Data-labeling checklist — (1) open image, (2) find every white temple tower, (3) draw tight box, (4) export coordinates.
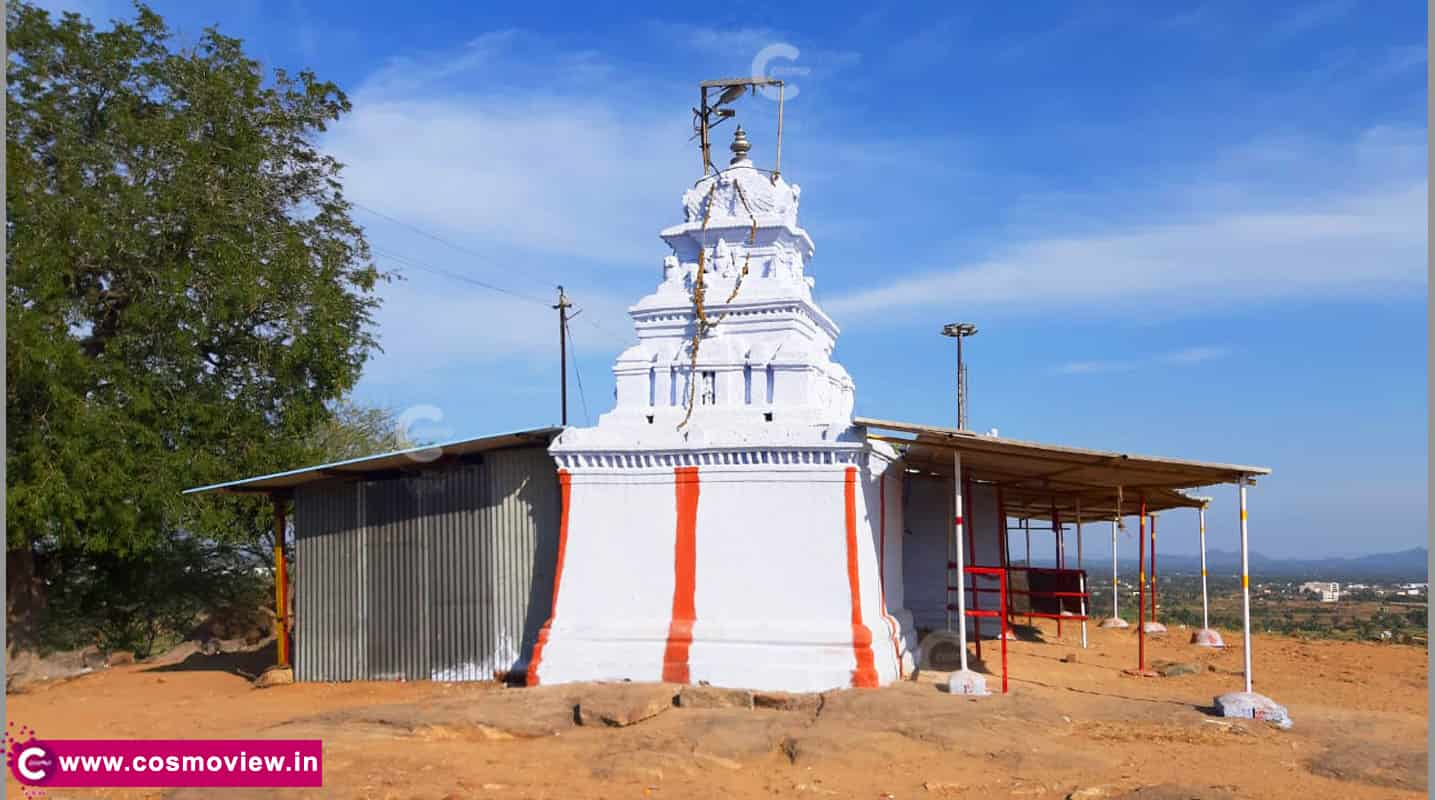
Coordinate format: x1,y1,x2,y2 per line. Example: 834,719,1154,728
528,128,914,692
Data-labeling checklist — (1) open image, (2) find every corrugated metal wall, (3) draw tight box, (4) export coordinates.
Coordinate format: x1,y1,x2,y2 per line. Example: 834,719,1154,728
293,445,560,682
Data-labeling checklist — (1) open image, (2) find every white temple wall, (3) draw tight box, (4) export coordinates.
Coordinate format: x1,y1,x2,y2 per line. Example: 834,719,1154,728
530,470,677,684
529,448,908,692
867,455,917,676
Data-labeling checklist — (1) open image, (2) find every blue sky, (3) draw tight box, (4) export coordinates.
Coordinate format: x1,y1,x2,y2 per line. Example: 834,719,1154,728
45,1,1427,558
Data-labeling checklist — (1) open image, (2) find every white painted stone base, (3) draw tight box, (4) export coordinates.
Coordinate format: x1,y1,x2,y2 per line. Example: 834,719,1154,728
1190,628,1225,647
1215,691,1292,729
1141,621,1169,636
947,668,990,696
1099,617,1130,628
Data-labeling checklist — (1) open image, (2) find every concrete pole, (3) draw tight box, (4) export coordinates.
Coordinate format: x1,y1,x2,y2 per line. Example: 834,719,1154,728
1137,499,1147,673
953,450,970,672
1239,478,1254,693
1199,504,1210,631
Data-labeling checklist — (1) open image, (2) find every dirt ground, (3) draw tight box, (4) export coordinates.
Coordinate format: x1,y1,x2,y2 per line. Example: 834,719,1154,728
7,621,1428,799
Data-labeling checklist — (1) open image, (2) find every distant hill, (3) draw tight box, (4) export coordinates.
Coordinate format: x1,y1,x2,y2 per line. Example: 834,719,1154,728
1099,547,1428,581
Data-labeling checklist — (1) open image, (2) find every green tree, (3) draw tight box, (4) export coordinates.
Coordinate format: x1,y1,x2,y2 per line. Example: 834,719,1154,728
6,2,383,647
309,399,414,463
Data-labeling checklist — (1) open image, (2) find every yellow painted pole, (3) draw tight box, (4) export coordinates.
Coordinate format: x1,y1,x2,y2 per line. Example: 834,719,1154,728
273,497,290,668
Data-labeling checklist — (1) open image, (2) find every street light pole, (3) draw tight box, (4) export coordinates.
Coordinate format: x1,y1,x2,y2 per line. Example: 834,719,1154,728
555,286,572,426
941,322,978,430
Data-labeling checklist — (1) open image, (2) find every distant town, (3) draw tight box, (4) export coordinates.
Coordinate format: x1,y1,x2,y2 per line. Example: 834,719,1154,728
1079,551,1428,646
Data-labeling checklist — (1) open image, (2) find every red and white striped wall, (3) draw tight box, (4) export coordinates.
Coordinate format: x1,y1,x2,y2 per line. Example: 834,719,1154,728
528,446,908,692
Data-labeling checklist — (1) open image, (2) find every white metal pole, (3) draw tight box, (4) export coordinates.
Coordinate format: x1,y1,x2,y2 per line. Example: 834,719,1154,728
1199,503,1210,631
1111,518,1119,620
953,450,969,672
1238,478,1253,693
1077,499,1087,648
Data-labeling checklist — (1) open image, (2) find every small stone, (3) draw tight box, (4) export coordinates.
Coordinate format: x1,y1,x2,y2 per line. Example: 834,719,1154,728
1151,660,1199,677
1066,787,1112,800
924,781,962,794
754,690,822,714
678,684,754,709
1061,652,1078,664
575,683,677,727
254,666,293,688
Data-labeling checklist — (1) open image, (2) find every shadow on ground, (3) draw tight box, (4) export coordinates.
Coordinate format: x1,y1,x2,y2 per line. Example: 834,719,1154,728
145,641,276,678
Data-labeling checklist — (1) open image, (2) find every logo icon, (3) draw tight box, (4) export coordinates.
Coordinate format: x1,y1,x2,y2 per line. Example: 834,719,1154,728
7,722,53,797
750,43,808,100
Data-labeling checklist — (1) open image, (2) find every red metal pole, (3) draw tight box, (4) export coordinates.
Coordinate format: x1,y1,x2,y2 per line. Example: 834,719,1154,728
1137,498,1147,673
1051,499,1062,637
1000,569,1009,694
998,488,1012,633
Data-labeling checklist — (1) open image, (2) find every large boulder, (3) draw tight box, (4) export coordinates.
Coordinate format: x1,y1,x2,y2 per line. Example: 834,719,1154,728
574,683,677,727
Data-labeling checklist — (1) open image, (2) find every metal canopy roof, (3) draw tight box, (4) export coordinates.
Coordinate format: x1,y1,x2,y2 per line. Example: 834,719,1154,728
184,427,562,496
857,417,1270,520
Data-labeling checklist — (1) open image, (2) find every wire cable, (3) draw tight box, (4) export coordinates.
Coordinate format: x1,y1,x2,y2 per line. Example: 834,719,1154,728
355,201,560,297
563,315,592,425
371,246,550,306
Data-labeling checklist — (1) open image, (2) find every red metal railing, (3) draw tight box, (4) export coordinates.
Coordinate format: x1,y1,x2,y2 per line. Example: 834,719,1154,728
985,566,1090,625
946,565,1008,694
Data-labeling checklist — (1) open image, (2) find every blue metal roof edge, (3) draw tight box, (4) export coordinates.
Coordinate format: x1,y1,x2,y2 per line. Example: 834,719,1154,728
183,425,563,495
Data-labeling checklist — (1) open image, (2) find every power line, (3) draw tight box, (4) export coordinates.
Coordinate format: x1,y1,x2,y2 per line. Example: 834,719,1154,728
353,202,638,343
563,315,592,425
354,200,559,296
370,246,550,306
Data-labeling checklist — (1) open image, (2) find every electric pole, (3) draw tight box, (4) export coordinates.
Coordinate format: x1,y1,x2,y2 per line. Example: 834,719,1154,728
941,322,978,429
555,286,572,426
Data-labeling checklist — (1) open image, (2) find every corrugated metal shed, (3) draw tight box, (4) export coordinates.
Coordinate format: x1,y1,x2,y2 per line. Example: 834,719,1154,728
184,427,561,495
292,443,560,682
187,427,563,683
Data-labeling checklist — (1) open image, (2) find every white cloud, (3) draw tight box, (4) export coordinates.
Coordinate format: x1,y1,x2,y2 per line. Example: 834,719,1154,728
1269,0,1356,41
360,270,632,385
825,129,1426,321
1161,346,1227,365
328,94,691,267
1051,347,1230,376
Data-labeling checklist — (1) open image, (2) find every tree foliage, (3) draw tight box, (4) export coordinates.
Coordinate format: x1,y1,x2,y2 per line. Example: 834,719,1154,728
6,2,386,650
6,1,383,557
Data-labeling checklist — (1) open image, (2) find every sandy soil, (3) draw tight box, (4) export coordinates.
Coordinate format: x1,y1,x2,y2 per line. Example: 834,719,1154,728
7,622,1427,799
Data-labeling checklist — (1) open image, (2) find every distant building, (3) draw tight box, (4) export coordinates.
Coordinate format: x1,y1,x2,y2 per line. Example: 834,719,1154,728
1299,581,1340,602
